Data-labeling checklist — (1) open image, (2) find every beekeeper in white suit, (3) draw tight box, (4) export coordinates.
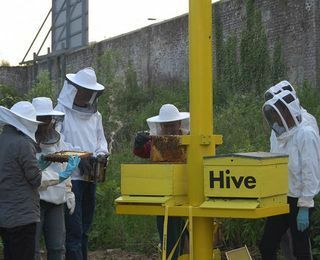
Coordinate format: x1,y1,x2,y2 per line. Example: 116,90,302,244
32,97,80,260
264,80,319,260
55,67,109,260
265,80,319,151
259,90,320,260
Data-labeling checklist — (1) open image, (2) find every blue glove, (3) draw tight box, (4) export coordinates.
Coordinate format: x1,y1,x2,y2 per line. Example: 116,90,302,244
38,155,52,171
297,207,309,232
59,155,81,182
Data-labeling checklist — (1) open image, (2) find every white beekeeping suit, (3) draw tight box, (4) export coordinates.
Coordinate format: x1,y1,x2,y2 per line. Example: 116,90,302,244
264,80,319,152
55,68,109,181
32,96,80,260
54,67,108,259
36,141,75,211
259,90,320,259
263,90,320,207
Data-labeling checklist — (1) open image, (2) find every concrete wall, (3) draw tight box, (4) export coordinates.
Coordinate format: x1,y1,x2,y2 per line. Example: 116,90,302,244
0,0,319,94
0,65,33,93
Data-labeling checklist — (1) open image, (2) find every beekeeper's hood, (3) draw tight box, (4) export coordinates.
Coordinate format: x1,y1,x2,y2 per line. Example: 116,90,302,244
264,80,296,101
262,90,301,138
147,104,190,135
57,67,105,114
0,101,42,142
32,97,64,145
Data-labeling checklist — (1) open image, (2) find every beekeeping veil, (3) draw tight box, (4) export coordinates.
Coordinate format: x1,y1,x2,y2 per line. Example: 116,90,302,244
58,67,105,114
146,104,190,135
262,90,302,137
264,80,297,101
0,101,42,142
32,97,64,145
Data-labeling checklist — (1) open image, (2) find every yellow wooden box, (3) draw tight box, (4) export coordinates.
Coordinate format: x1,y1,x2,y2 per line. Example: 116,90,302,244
203,152,288,199
121,163,187,196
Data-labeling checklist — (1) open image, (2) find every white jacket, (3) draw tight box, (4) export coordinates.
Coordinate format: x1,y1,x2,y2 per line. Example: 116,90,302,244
38,142,73,205
55,81,109,181
264,92,320,208
271,124,320,207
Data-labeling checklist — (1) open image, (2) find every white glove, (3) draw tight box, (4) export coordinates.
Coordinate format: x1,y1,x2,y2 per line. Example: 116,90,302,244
66,192,75,215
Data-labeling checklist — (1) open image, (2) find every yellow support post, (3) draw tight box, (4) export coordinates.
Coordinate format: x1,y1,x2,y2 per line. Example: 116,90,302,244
188,0,215,259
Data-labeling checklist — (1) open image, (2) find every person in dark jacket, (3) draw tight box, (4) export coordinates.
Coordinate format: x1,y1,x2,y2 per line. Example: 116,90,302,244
0,101,44,260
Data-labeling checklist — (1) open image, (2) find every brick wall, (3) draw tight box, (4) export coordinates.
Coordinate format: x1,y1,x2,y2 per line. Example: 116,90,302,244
0,0,319,94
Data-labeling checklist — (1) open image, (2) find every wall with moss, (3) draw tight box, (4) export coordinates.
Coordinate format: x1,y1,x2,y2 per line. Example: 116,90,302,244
0,0,319,92
214,0,319,87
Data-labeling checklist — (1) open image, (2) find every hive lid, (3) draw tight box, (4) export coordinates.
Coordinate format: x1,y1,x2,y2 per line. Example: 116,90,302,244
205,151,287,159
203,152,288,166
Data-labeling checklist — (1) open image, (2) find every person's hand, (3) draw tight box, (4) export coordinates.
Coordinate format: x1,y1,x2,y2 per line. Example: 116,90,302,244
38,155,52,171
96,154,109,163
59,155,80,182
134,132,150,149
297,207,309,232
66,192,75,215
78,157,93,176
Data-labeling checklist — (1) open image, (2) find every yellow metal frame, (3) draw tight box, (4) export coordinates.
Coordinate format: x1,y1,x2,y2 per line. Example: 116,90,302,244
115,0,289,259
116,203,289,219
186,0,216,257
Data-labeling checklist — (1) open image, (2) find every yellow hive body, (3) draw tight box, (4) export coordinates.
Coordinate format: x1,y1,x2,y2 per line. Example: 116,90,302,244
121,163,187,197
202,152,288,210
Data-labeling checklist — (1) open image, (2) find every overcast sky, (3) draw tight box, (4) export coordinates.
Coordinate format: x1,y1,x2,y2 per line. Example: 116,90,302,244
0,0,217,65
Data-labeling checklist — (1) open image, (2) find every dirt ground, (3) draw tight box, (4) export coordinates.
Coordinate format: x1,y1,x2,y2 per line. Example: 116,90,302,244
35,249,158,260
0,250,156,260
88,249,157,260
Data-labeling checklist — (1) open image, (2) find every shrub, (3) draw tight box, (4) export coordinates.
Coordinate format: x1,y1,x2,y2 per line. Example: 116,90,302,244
0,84,22,107
25,71,57,102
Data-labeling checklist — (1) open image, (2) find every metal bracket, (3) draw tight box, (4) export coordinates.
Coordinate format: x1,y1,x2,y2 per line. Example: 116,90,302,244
200,135,211,145
213,134,223,145
180,135,223,146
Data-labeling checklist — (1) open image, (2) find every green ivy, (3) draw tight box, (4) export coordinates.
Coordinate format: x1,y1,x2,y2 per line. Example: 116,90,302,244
215,0,286,102
271,39,286,84
240,0,270,93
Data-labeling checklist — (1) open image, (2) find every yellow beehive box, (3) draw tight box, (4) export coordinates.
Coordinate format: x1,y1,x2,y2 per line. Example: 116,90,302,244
203,152,288,199
121,163,187,196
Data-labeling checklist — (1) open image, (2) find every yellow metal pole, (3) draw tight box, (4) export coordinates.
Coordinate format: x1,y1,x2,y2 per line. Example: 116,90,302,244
188,0,215,259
